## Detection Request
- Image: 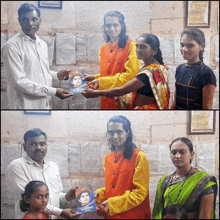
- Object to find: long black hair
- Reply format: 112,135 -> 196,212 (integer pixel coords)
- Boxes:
138,33 -> 164,65
180,28 -> 205,62
107,115 -> 136,160
103,11 -> 128,48
20,181 -> 48,212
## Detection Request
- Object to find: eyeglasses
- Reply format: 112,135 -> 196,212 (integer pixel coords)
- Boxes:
105,24 -> 119,28
107,130 -> 124,137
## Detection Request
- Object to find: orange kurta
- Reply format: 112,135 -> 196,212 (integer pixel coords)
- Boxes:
96,40 -> 140,109
96,149 -> 151,219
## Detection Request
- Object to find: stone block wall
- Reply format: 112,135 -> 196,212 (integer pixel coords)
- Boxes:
1,31 -> 219,109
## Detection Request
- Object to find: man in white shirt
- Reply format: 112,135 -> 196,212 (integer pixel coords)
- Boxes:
2,3 -> 73,109
5,128 -> 81,219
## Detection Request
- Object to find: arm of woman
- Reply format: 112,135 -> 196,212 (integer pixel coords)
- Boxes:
82,78 -> 144,98
98,42 -> 140,90
202,84 -> 216,109
170,90 -> 176,110
199,193 -> 214,219
107,151 -> 150,216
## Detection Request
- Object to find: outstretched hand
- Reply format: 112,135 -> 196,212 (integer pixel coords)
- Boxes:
81,88 -> 99,98
65,187 -> 78,201
57,70 -> 71,80
84,74 -> 95,82
61,209 -> 81,219
55,88 -> 73,99
97,200 -> 109,214
87,79 -> 99,90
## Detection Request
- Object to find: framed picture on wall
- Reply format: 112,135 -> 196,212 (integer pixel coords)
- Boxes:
188,111 -> 216,135
24,111 -> 51,115
185,1 -> 211,28
38,1 -> 62,9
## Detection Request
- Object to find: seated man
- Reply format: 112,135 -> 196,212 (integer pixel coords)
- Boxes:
5,128 -> 80,219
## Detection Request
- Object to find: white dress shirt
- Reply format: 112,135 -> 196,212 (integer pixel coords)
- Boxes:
5,155 -> 68,219
2,32 -> 58,109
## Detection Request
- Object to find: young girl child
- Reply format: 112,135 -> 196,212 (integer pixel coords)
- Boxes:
171,28 -> 216,110
20,181 -> 50,219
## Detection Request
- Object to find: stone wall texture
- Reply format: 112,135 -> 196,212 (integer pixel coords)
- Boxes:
1,111 -> 219,218
1,1 -> 219,109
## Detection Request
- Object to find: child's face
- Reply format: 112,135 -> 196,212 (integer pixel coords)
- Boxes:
29,185 -> 49,211
180,34 -> 204,64
79,192 -> 90,205
163,214 -> 181,219
72,75 -> 81,87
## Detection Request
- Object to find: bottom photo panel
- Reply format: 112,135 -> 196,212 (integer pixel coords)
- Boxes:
1,110 -> 219,219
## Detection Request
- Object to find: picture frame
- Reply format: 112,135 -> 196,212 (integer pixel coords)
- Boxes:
188,111 -> 216,135
185,1 -> 211,28
38,1 -> 62,9
24,111 -> 51,115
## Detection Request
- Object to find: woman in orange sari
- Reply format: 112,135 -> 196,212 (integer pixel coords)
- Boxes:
84,11 -> 140,109
83,34 -> 170,110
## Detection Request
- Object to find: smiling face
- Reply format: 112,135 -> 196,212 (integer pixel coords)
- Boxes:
72,75 -> 82,87
79,192 -> 90,206
180,34 -> 204,64
28,185 -> 49,212
105,16 -> 122,42
136,37 -> 157,62
170,140 -> 194,169
24,135 -> 47,164
19,10 -> 41,40
107,122 -> 128,151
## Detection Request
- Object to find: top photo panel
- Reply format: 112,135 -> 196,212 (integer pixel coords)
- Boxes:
1,1 -> 219,110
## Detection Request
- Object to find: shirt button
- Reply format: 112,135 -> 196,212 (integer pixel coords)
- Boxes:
112,185 -> 115,188
113,172 -> 115,175
114,160 -> 117,163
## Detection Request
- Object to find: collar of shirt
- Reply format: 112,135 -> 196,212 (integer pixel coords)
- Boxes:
20,31 -> 42,45
24,155 -> 50,168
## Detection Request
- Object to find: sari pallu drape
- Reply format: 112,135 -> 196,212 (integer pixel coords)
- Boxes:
152,171 -> 218,219
115,64 -> 170,109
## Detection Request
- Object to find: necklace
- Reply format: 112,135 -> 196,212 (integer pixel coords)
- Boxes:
167,166 -> 193,205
